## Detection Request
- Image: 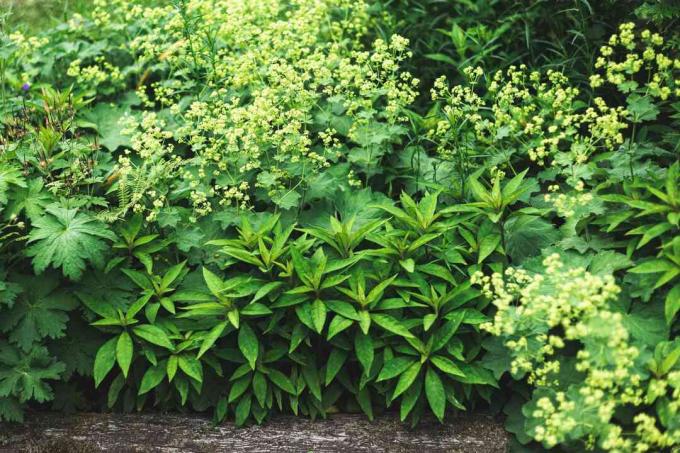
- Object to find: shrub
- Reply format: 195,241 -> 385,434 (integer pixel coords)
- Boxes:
87,192 -> 497,425
476,255 -> 680,450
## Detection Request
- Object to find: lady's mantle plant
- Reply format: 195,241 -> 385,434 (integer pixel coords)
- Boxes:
475,254 -> 680,451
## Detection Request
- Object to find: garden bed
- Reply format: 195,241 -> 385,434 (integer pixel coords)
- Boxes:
1,0 -> 679,451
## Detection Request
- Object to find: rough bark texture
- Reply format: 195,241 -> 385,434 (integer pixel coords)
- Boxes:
0,412 -> 507,452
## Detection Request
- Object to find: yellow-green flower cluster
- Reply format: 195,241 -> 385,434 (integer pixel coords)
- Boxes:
592,22 -> 680,99
544,180 -> 594,218
428,68 -> 484,161
7,32 -> 49,56
474,254 -> 678,451
108,113 -> 181,221
3,32 -> 49,85
429,64 -> 627,169
66,57 -> 124,90
88,0 -> 415,217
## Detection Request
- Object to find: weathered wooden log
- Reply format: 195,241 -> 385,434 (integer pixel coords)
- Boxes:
0,412 -> 507,452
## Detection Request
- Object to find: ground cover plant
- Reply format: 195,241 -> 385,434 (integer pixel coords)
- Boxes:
1,0 -> 679,451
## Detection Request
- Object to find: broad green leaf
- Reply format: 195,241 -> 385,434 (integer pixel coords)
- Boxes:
423,313 -> 437,331
302,366 -> 322,401
5,177 -> 50,221
501,169 -> 529,203
228,375 -> 251,402
505,215 -> 558,261
325,300 -> 361,321
240,303 -> 273,316
289,323 -> 307,353
661,346 -> 680,374
365,275 -> 397,306
271,190 -> 301,210
126,293 -> 153,320
399,258 -> 415,273
220,247 -> 263,267
81,103 -> 131,151
0,276 -> 77,351
161,261 -> 186,290
228,309 -> 240,329
432,313 -> 464,352
630,259 -> 674,274
356,387 -> 373,421
26,205 -> 116,280
251,281 -> 284,303
290,247 -> 312,285
358,310 -> 371,334
175,376 -> 189,405
399,375 -> 422,421
107,374 -> 125,408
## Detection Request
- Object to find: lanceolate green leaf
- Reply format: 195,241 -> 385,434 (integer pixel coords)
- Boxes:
325,348 -> 348,385
235,394 -> 252,426
93,338 -> 117,387
665,284 -> 680,325
425,367 -> 446,422
267,369 -> 295,394
400,375 -> 423,422
138,364 -> 166,395
354,332 -> 374,376
311,299 -> 327,333
178,355 -> 203,383
430,355 -> 466,378
370,313 -> 414,339
252,372 -> 267,406
377,357 -> 416,382
202,268 -> 225,297
116,331 -> 133,378
198,321 -> 228,358
132,325 -> 174,350
392,361 -> 422,400
238,323 -> 259,369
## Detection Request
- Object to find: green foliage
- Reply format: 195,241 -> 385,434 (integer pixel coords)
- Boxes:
0,1 -> 678,451
83,196 -> 494,426
26,204 -> 116,280
0,343 -> 65,422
